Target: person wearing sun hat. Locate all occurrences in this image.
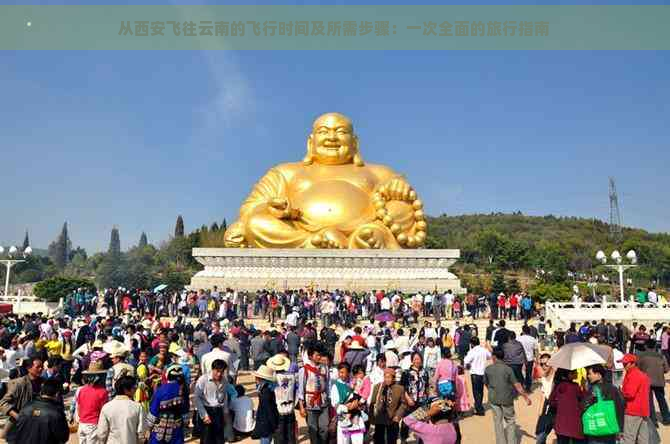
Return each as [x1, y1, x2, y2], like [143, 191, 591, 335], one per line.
[252, 365, 279, 444]
[267, 354, 298, 444]
[146, 364, 189, 444]
[74, 360, 108, 444]
[103, 340, 135, 398]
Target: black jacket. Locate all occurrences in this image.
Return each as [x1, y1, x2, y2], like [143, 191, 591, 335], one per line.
[13, 397, 69, 444]
[253, 383, 279, 438]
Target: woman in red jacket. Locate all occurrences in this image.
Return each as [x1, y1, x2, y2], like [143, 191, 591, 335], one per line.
[549, 368, 586, 443]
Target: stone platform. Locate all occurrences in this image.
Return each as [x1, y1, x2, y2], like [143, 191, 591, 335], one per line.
[189, 248, 465, 293]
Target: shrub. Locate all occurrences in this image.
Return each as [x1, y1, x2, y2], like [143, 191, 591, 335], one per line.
[34, 276, 96, 302]
[529, 281, 572, 302]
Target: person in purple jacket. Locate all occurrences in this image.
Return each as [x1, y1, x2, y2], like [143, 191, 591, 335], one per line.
[402, 399, 457, 444]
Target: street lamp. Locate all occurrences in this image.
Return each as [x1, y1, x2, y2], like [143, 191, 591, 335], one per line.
[596, 249, 637, 303]
[0, 245, 31, 298]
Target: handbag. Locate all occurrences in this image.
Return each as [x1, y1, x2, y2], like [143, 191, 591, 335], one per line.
[535, 399, 555, 435]
[582, 386, 620, 436]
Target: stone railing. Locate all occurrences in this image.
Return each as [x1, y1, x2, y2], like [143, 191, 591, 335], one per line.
[0, 295, 63, 315]
[545, 298, 670, 330]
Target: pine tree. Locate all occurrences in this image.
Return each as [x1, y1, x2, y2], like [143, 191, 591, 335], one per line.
[48, 222, 70, 269]
[175, 215, 185, 238]
[222, 218, 228, 232]
[22, 230, 30, 250]
[139, 232, 148, 248]
[109, 227, 121, 255]
[210, 222, 219, 232]
[491, 272, 507, 295]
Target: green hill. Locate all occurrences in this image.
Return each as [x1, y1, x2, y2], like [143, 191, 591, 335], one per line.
[425, 213, 670, 286]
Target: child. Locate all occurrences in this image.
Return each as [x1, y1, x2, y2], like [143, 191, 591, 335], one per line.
[331, 362, 367, 442]
[230, 384, 255, 437]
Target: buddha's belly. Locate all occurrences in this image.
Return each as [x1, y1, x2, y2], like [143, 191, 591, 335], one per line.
[291, 180, 375, 231]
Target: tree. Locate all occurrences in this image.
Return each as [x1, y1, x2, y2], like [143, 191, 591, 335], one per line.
[491, 272, 506, 294]
[139, 232, 148, 248]
[507, 278, 521, 295]
[222, 218, 228, 232]
[109, 227, 121, 255]
[34, 276, 96, 302]
[175, 215, 185, 238]
[210, 222, 219, 232]
[48, 222, 71, 270]
[475, 229, 506, 266]
[97, 227, 125, 288]
[22, 230, 30, 250]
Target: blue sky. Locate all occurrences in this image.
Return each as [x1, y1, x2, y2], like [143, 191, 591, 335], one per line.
[1, 1, 669, 252]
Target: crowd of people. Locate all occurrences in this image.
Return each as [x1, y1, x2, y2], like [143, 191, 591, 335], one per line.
[0, 286, 667, 444]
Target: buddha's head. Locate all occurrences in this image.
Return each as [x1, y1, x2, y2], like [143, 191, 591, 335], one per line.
[304, 112, 364, 167]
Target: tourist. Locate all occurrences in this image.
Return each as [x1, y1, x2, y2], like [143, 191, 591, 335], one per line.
[267, 354, 297, 444]
[95, 375, 146, 444]
[230, 384, 255, 437]
[534, 353, 555, 444]
[13, 379, 69, 444]
[252, 365, 279, 444]
[298, 344, 330, 444]
[518, 325, 539, 392]
[423, 337, 441, 377]
[400, 352, 430, 444]
[463, 336, 491, 416]
[194, 359, 232, 444]
[146, 364, 190, 444]
[73, 360, 109, 444]
[583, 364, 625, 444]
[369, 368, 407, 444]
[104, 340, 135, 398]
[618, 354, 651, 444]
[636, 338, 670, 426]
[0, 356, 43, 443]
[502, 331, 526, 385]
[331, 362, 366, 444]
[549, 368, 585, 443]
[402, 398, 457, 444]
[484, 347, 531, 444]
[200, 334, 232, 379]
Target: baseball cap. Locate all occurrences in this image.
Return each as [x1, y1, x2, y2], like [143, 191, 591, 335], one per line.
[617, 353, 637, 365]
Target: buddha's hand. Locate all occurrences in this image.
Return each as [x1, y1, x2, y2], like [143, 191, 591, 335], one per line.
[380, 177, 415, 202]
[268, 197, 302, 220]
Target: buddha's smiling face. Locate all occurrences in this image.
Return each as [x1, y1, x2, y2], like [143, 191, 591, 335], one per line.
[310, 113, 357, 165]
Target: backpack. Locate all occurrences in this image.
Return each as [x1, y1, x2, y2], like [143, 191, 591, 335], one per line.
[443, 335, 454, 349]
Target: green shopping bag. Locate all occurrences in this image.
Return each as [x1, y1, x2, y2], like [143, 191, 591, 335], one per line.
[582, 386, 620, 436]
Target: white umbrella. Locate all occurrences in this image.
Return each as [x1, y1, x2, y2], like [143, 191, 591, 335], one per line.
[547, 342, 609, 370]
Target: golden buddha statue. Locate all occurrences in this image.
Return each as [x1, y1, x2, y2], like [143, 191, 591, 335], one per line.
[224, 112, 427, 249]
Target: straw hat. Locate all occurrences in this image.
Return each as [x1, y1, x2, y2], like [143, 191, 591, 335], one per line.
[169, 343, 186, 357]
[253, 365, 276, 382]
[92, 339, 104, 349]
[82, 360, 107, 375]
[141, 319, 152, 330]
[348, 341, 365, 350]
[266, 354, 291, 372]
[103, 340, 129, 358]
[384, 340, 397, 351]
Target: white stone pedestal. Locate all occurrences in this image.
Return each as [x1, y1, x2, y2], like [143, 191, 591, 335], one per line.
[189, 248, 465, 293]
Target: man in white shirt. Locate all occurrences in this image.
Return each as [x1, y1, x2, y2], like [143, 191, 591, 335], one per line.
[201, 334, 233, 380]
[444, 291, 454, 319]
[286, 308, 299, 328]
[380, 296, 391, 311]
[517, 325, 538, 392]
[463, 336, 491, 416]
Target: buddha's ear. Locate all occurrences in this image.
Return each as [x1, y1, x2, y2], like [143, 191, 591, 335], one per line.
[303, 136, 315, 165]
[353, 135, 364, 167]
